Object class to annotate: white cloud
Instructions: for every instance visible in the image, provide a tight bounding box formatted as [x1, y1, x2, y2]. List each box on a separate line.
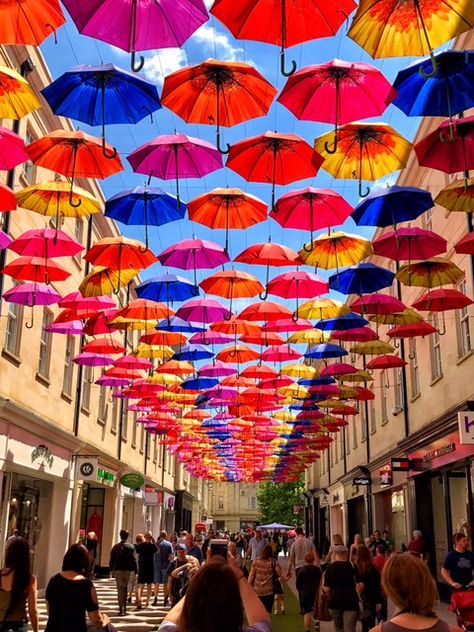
[192, 23, 250, 63]
[143, 48, 188, 84]
[204, 0, 213, 7]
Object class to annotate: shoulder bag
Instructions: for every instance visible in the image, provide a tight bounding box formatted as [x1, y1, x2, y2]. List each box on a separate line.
[313, 572, 332, 622]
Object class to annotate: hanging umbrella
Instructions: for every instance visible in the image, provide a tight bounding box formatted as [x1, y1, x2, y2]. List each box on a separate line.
[188, 188, 267, 252]
[211, 0, 356, 77]
[412, 288, 473, 312]
[261, 345, 303, 362]
[454, 233, 474, 255]
[320, 363, 358, 377]
[3, 282, 62, 310]
[304, 343, 348, 359]
[42, 63, 161, 156]
[111, 299, 172, 324]
[366, 355, 407, 370]
[140, 330, 188, 346]
[315, 123, 412, 197]
[128, 133, 223, 205]
[241, 365, 279, 380]
[85, 236, 157, 274]
[298, 298, 349, 320]
[79, 266, 138, 297]
[351, 185, 434, 227]
[315, 313, 369, 331]
[199, 361, 238, 378]
[0, 231, 12, 249]
[0, 185, 16, 213]
[173, 344, 214, 362]
[270, 187, 353, 247]
[137, 273, 199, 305]
[158, 317, 206, 333]
[0, 125, 28, 170]
[299, 231, 373, 271]
[105, 186, 185, 249]
[26, 130, 123, 207]
[372, 227, 447, 261]
[158, 239, 229, 285]
[83, 337, 126, 354]
[350, 340, 395, 356]
[190, 331, 233, 346]
[287, 329, 330, 345]
[387, 322, 438, 339]
[435, 177, 474, 212]
[216, 345, 260, 363]
[329, 263, 396, 294]
[267, 270, 328, 317]
[0, 0, 65, 45]
[240, 331, 284, 346]
[2, 256, 70, 284]
[8, 228, 83, 258]
[73, 352, 115, 367]
[279, 59, 395, 152]
[226, 132, 323, 209]
[16, 181, 101, 223]
[176, 298, 232, 323]
[238, 301, 293, 322]
[348, 0, 474, 73]
[200, 270, 264, 314]
[162, 59, 277, 154]
[0, 65, 40, 119]
[62, 0, 208, 72]
[350, 294, 406, 315]
[368, 309, 424, 326]
[396, 258, 464, 287]
[46, 320, 84, 335]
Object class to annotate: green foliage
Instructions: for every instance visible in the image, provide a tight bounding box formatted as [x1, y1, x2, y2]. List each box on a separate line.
[257, 477, 305, 526]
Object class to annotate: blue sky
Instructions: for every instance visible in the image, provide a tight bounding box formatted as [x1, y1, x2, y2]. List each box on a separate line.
[40, 3, 431, 307]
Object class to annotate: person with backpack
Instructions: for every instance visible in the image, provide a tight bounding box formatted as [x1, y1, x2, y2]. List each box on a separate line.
[109, 529, 138, 616]
[154, 531, 174, 607]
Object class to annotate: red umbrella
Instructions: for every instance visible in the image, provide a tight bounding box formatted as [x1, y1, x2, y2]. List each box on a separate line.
[0, 126, 28, 170]
[82, 337, 126, 354]
[366, 355, 408, 370]
[241, 364, 279, 380]
[412, 288, 473, 333]
[8, 228, 84, 258]
[387, 322, 438, 339]
[2, 256, 70, 283]
[267, 270, 328, 315]
[372, 227, 447, 261]
[350, 294, 406, 315]
[0, 184, 17, 212]
[226, 132, 323, 208]
[330, 327, 378, 342]
[321, 363, 358, 376]
[238, 301, 292, 322]
[264, 318, 312, 332]
[455, 233, 474, 255]
[261, 345, 303, 362]
[240, 331, 284, 347]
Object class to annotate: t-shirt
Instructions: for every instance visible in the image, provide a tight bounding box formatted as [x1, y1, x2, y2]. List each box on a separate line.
[324, 561, 360, 611]
[159, 620, 271, 632]
[109, 540, 137, 572]
[443, 550, 474, 585]
[296, 564, 322, 598]
[187, 545, 203, 564]
[290, 537, 317, 570]
[137, 542, 157, 573]
[45, 574, 97, 632]
[155, 539, 174, 569]
[374, 554, 387, 573]
[248, 536, 268, 562]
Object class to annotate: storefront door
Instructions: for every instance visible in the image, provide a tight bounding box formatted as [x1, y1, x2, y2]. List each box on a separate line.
[80, 484, 105, 562]
[347, 496, 367, 541]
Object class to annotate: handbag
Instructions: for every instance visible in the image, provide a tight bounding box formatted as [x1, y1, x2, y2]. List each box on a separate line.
[271, 559, 283, 595]
[313, 574, 332, 622]
[357, 593, 373, 621]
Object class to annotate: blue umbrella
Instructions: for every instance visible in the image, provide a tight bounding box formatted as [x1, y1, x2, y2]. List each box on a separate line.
[304, 343, 348, 359]
[172, 344, 214, 362]
[105, 187, 186, 249]
[315, 312, 369, 331]
[157, 316, 205, 333]
[137, 273, 199, 304]
[42, 63, 161, 158]
[181, 377, 219, 390]
[393, 52, 474, 131]
[351, 185, 433, 227]
[298, 376, 336, 386]
[329, 263, 395, 295]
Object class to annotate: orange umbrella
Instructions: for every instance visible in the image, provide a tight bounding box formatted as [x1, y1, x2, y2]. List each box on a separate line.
[26, 130, 124, 207]
[188, 187, 267, 251]
[161, 59, 277, 154]
[110, 299, 174, 324]
[240, 331, 284, 347]
[211, 318, 261, 336]
[139, 330, 188, 346]
[216, 344, 260, 363]
[200, 270, 264, 313]
[84, 237, 158, 277]
[157, 360, 195, 376]
[238, 301, 293, 322]
[0, 0, 65, 45]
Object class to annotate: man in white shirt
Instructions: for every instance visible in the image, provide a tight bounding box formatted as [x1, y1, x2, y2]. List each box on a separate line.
[286, 527, 320, 579]
[246, 528, 268, 563]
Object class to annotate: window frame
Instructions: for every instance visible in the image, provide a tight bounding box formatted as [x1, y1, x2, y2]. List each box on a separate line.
[4, 294, 24, 357]
[37, 309, 53, 380]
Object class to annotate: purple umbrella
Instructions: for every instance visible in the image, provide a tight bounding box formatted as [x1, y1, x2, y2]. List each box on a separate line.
[158, 238, 230, 284]
[128, 133, 223, 205]
[0, 230, 12, 249]
[176, 298, 232, 323]
[73, 352, 115, 367]
[95, 375, 129, 387]
[189, 331, 234, 345]
[46, 320, 84, 335]
[199, 360, 238, 378]
[3, 282, 62, 328]
[62, 0, 208, 72]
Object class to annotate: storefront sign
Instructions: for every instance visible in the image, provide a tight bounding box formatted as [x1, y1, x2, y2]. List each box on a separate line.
[76, 457, 98, 481]
[145, 490, 163, 506]
[353, 476, 371, 486]
[120, 472, 144, 489]
[458, 412, 474, 445]
[380, 465, 392, 486]
[164, 492, 175, 511]
[319, 493, 330, 507]
[31, 444, 54, 468]
[97, 467, 116, 487]
[422, 442, 455, 463]
[391, 458, 411, 471]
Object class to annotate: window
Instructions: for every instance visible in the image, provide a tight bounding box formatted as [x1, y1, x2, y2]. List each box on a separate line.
[4, 294, 23, 356]
[153, 435, 158, 463]
[250, 496, 256, 510]
[353, 410, 358, 448]
[38, 310, 53, 378]
[380, 376, 388, 423]
[21, 129, 36, 185]
[394, 368, 403, 409]
[430, 313, 443, 380]
[74, 219, 84, 264]
[218, 496, 224, 509]
[121, 408, 128, 441]
[457, 279, 471, 357]
[140, 423, 145, 454]
[111, 394, 119, 434]
[423, 207, 433, 231]
[370, 400, 377, 433]
[62, 335, 75, 396]
[98, 387, 108, 424]
[131, 412, 137, 447]
[81, 366, 92, 411]
[409, 339, 420, 397]
[345, 426, 350, 454]
[360, 402, 367, 441]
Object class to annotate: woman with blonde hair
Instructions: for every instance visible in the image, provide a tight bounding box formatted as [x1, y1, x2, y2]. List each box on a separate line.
[324, 534, 344, 565]
[349, 534, 363, 562]
[371, 554, 462, 632]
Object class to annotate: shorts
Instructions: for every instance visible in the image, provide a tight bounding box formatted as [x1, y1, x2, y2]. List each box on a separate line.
[301, 593, 317, 614]
[138, 569, 154, 584]
[154, 568, 168, 584]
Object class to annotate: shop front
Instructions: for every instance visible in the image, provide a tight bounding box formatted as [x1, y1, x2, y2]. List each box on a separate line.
[317, 491, 330, 556]
[175, 490, 193, 533]
[328, 484, 345, 544]
[163, 491, 176, 534]
[371, 463, 408, 551]
[344, 478, 370, 542]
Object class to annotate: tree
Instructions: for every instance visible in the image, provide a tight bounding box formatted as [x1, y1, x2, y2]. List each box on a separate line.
[257, 477, 306, 526]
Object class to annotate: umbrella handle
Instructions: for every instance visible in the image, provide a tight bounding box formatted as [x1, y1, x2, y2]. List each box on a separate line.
[324, 133, 338, 155]
[419, 52, 439, 79]
[131, 51, 145, 73]
[439, 123, 456, 144]
[366, 368, 374, 376]
[302, 239, 314, 253]
[45, 23, 58, 44]
[393, 339, 400, 350]
[280, 48, 297, 77]
[69, 185, 82, 209]
[358, 180, 370, 198]
[438, 312, 447, 336]
[25, 310, 34, 329]
[102, 137, 118, 160]
[350, 353, 357, 363]
[217, 132, 230, 155]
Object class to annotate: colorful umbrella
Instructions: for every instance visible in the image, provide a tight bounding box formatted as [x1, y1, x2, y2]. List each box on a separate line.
[216, 345, 260, 364]
[315, 312, 369, 331]
[2, 282, 61, 308]
[267, 270, 328, 316]
[158, 239, 229, 285]
[137, 273, 199, 305]
[85, 237, 157, 288]
[366, 355, 407, 370]
[111, 299, 172, 324]
[42, 63, 161, 155]
[128, 133, 223, 205]
[200, 271, 264, 314]
[279, 59, 395, 152]
[62, 0, 208, 72]
[305, 343, 348, 360]
[329, 263, 396, 294]
[16, 181, 101, 222]
[238, 301, 293, 322]
[435, 178, 474, 213]
[211, 0, 356, 76]
[0, 231, 12, 249]
[226, 132, 323, 208]
[368, 308, 424, 326]
[298, 298, 349, 320]
[79, 267, 138, 297]
[350, 340, 395, 356]
[386, 322, 438, 339]
[0, 125, 28, 171]
[351, 185, 434, 227]
[176, 298, 232, 323]
[396, 258, 464, 288]
[454, 233, 474, 255]
[105, 186, 185, 249]
[412, 288, 473, 312]
[0, 65, 40, 120]
[2, 256, 70, 284]
[73, 352, 115, 367]
[261, 345, 303, 362]
[188, 188, 267, 252]
[0, 0, 65, 45]
[8, 228, 83, 259]
[315, 123, 412, 197]
[83, 337, 125, 354]
[372, 227, 447, 261]
[158, 317, 206, 333]
[240, 331, 284, 347]
[0, 185, 16, 213]
[350, 294, 406, 315]
[199, 361, 238, 378]
[26, 131, 124, 207]
[190, 331, 233, 346]
[173, 344, 214, 362]
[162, 59, 277, 153]
[299, 231, 373, 271]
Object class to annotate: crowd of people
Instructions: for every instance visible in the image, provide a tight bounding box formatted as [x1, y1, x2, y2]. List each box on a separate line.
[1, 527, 473, 632]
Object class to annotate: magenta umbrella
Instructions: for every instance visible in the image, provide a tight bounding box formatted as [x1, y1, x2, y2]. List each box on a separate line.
[350, 294, 406, 315]
[176, 298, 232, 323]
[46, 320, 84, 335]
[189, 331, 234, 345]
[199, 360, 238, 377]
[128, 133, 223, 205]
[0, 231, 12, 249]
[158, 239, 230, 284]
[95, 375, 130, 387]
[267, 270, 328, 317]
[3, 282, 62, 329]
[62, 0, 208, 72]
[0, 126, 28, 170]
[8, 228, 84, 258]
[372, 227, 447, 261]
[261, 345, 303, 362]
[73, 352, 115, 367]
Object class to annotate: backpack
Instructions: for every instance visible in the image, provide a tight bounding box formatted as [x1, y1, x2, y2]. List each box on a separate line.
[114, 542, 134, 569]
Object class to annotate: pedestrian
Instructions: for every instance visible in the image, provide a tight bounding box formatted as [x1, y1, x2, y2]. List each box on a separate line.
[109, 528, 138, 616]
[372, 553, 462, 632]
[295, 551, 322, 632]
[45, 543, 109, 632]
[248, 544, 282, 614]
[382, 530, 393, 553]
[441, 532, 474, 589]
[154, 530, 174, 607]
[349, 534, 363, 562]
[354, 544, 383, 632]
[369, 531, 388, 556]
[84, 531, 98, 579]
[0, 537, 38, 632]
[407, 530, 430, 561]
[167, 544, 192, 607]
[324, 534, 344, 565]
[323, 545, 362, 632]
[158, 554, 270, 632]
[136, 531, 157, 609]
[247, 529, 268, 566]
[271, 534, 281, 560]
[373, 544, 387, 573]
[287, 527, 320, 581]
[185, 533, 203, 565]
[282, 533, 288, 557]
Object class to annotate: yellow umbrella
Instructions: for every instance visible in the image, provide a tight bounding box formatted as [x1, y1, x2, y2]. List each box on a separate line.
[396, 258, 464, 288]
[435, 178, 474, 213]
[277, 383, 309, 398]
[112, 319, 158, 332]
[300, 231, 373, 269]
[281, 364, 317, 379]
[0, 65, 40, 119]
[134, 344, 174, 359]
[16, 181, 102, 220]
[146, 373, 183, 385]
[287, 329, 331, 344]
[368, 309, 423, 326]
[79, 266, 139, 297]
[298, 298, 350, 320]
[273, 411, 297, 421]
[337, 370, 373, 383]
[350, 340, 395, 356]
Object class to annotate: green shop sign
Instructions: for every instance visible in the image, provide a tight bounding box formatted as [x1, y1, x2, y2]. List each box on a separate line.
[120, 472, 145, 490]
[97, 467, 116, 487]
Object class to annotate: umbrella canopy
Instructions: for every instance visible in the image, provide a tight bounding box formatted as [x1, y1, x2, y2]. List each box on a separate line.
[258, 523, 294, 530]
[240, 331, 284, 346]
[300, 231, 373, 271]
[298, 298, 349, 320]
[158, 239, 230, 284]
[366, 355, 407, 370]
[387, 322, 438, 339]
[176, 298, 232, 323]
[454, 233, 474, 255]
[216, 345, 260, 364]
[261, 345, 303, 362]
[0, 0, 65, 45]
[350, 294, 406, 316]
[200, 271, 264, 313]
[238, 301, 293, 322]
[235, 241, 303, 293]
[2, 282, 62, 307]
[267, 270, 328, 300]
[315, 312, 369, 331]
[329, 263, 396, 294]
[369, 308, 424, 326]
[351, 185, 434, 227]
[435, 178, 474, 213]
[412, 289, 473, 312]
[137, 274, 199, 304]
[0, 125, 28, 171]
[396, 258, 464, 288]
[0, 185, 16, 213]
[0, 65, 40, 119]
[16, 181, 101, 221]
[190, 331, 233, 345]
[8, 228, 83, 259]
[111, 299, 172, 324]
[0, 230, 12, 249]
[2, 256, 70, 283]
[173, 344, 214, 362]
[414, 116, 474, 174]
[350, 340, 395, 356]
[85, 236, 157, 273]
[79, 267, 138, 297]
[199, 361, 238, 378]
[161, 59, 277, 153]
[304, 343, 348, 359]
[372, 227, 447, 261]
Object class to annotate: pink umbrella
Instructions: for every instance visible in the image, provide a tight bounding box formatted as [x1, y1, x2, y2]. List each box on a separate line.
[261, 345, 303, 362]
[2, 282, 61, 307]
[73, 352, 115, 367]
[267, 270, 328, 315]
[350, 294, 406, 315]
[95, 375, 130, 387]
[330, 327, 379, 342]
[320, 362, 358, 376]
[189, 331, 233, 345]
[199, 361, 238, 377]
[128, 133, 223, 204]
[158, 238, 230, 284]
[0, 230, 12, 249]
[259, 376, 294, 389]
[114, 355, 153, 370]
[264, 318, 313, 332]
[8, 228, 84, 258]
[0, 126, 28, 170]
[62, 0, 208, 72]
[60, 292, 116, 310]
[372, 227, 447, 261]
[46, 320, 84, 335]
[176, 298, 232, 323]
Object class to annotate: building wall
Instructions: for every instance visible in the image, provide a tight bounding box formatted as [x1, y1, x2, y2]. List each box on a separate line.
[209, 482, 260, 532]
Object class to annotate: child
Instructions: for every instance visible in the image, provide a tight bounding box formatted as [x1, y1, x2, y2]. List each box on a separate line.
[295, 551, 322, 632]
